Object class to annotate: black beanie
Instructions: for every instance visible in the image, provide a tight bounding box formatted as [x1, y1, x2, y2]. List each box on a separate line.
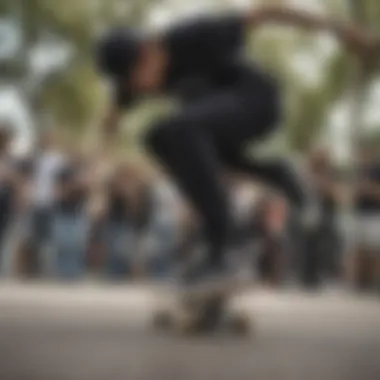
[96, 28, 141, 79]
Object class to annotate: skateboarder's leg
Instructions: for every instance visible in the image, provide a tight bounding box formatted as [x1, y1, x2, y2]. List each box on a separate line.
[145, 79, 280, 274]
[206, 66, 310, 214]
[145, 111, 231, 272]
[224, 153, 308, 211]
[146, 75, 283, 331]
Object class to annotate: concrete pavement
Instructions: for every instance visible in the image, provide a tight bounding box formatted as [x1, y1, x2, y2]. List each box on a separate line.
[0, 282, 379, 380]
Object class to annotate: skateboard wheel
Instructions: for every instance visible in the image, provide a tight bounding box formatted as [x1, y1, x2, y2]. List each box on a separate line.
[177, 320, 198, 335]
[176, 312, 204, 335]
[228, 314, 251, 335]
[153, 310, 173, 330]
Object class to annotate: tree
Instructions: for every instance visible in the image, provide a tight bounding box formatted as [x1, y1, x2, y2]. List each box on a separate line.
[0, 0, 160, 139]
[2, 0, 378, 155]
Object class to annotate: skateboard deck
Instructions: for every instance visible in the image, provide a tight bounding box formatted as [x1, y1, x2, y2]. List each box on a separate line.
[152, 279, 253, 336]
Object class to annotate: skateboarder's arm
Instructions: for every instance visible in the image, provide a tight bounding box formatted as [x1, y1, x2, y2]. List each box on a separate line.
[245, 7, 376, 57]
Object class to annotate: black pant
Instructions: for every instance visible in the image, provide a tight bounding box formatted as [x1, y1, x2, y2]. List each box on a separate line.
[146, 65, 306, 266]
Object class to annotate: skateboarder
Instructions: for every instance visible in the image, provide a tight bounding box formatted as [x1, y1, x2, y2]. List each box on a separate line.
[95, 6, 375, 286]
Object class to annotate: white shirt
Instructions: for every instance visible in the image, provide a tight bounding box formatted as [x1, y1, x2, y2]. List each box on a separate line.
[32, 150, 65, 208]
[152, 180, 182, 227]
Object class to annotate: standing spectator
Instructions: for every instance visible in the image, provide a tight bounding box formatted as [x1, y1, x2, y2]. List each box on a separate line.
[52, 150, 90, 280]
[0, 121, 32, 275]
[27, 131, 65, 275]
[254, 194, 289, 286]
[0, 122, 17, 272]
[7, 154, 35, 276]
[101, 161, 156, 280]
[101, 162, 136, 279]
[352, 143, 380, 292]
[145, 177, 183, 278]
[85, 151, 114, 275]
[302, 149, 342, 288]
[228, 176, 259, 267]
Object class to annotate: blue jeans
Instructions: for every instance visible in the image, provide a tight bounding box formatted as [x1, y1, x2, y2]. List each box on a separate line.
[27, 207, 53, 274]
[146, 222, 176, 278]
[103, 221, 134, 279]
[52, 213, 89, 280]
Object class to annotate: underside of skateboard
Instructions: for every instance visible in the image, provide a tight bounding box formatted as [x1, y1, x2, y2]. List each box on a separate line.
[152, 291, 253, 336]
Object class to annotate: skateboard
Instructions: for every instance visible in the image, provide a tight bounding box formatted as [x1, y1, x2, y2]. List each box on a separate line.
[152, 279, 253, 336]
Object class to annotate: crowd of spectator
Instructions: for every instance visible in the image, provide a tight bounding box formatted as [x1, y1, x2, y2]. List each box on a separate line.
[0, 127, 186, 281]
[1, 124, 380, 293]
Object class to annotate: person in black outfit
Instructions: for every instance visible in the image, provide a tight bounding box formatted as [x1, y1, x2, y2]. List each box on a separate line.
[95, 6, 375, 284]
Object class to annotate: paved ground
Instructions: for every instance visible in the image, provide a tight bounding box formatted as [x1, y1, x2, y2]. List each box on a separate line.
[0, 282, 379, 380]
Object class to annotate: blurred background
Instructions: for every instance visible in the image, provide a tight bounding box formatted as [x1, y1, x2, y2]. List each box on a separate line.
[0, 0, 380, 292]
[1, 1, 380, 380]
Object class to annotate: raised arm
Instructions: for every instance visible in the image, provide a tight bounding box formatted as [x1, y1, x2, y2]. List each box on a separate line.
[244, 6, 377, 57]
